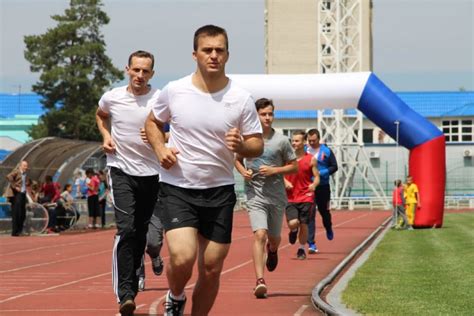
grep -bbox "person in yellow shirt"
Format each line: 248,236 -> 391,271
404,175 -> 420,226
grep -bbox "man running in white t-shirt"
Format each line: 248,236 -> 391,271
145,25 -> 263,316
96,50 -> 162,316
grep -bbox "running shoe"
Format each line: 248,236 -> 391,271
308,242 -> 319,254
119,297 -> 136,316
163,291 -> 186,316
253,278 -> 267,299
297,248 -> 306,260
151,256 -> 164,276
266,244 -> 278,272
326,229 -> 334,240
288,229 -> 298,244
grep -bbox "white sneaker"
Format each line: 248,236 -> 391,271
138,277 -> 145,291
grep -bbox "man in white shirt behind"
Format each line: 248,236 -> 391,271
96,50 -> 161,316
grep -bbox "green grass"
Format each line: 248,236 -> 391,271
342,212 -> 474,315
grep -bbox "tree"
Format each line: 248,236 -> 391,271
24,0 -> 123,141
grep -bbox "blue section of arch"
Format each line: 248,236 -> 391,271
357,73 -> 443,150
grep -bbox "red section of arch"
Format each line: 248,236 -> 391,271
409,135 -> 446,228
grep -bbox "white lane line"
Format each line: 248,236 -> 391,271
0,241 -> 89,257
0,271 -> 111,304
0,249 -> 111,274
294,304 -> 309,316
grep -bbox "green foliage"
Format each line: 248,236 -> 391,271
24,0 -> 123,141
342,212 -> 474,315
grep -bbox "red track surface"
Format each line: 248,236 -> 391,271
0,210 -> 389,315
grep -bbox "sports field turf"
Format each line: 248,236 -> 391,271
342,211 -> 474,315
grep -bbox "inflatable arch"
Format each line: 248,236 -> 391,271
229,72 -> 445,228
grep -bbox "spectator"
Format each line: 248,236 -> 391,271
392,179 -> 411,230
404,175 -> 420,227
98,170 -> 109,228
85,168 -> 100,228
5,160 -> 30,236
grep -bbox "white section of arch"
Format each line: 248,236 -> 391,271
228,72 -> 370,110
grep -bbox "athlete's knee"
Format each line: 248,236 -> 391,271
288,219 -> 299,230
254,229 -> 267,243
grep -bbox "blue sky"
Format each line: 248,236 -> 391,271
1,0 -> 473,93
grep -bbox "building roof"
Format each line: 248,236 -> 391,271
1,91 -> 473,119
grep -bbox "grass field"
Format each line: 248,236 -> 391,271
342,211 -> 474,315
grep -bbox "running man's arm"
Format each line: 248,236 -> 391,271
234,154 -> 253,181
225,129 -> 263,158
96,108 -> 116,154
145,112 -> 179,169
308,157 -> 320,192
259,160 -> 298,177
327,148 -> 338,175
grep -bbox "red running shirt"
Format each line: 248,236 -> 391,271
285,153 -> 315,203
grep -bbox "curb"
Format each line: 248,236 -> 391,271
311,217 -> 392,315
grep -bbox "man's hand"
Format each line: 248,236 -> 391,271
157,147 -> 179,170
259,165 -> 275,177
225,128 -> 243,153
103,137 -> 116,154
308,183 -> 317,192
140,128 -> 148,143
242,169 -> 253,181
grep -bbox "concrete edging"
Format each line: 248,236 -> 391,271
311,217 -> 392,315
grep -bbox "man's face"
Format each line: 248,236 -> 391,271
307,133 -> 320,149
291,134 -> 305,151
193,34 -> 229,75
407,177 -> 413,184
126,56 -> 154,92
257,105 -> 274,129
19,161 -> 28,173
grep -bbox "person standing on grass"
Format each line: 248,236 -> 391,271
284,130 -> 320,260
145,25 -> 263,315
235,98 -> 297,299
391,179 -> 411,230
96,50 -> 162,316
306,129 -> 338,253
404,175 -> 420,227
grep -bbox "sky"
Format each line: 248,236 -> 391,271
0,0 -> 473,94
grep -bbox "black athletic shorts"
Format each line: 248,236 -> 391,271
159,182 -> 236,244
285,202 -> 314,224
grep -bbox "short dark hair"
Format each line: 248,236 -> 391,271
193,25 -> 229,51
292,130 -> 307,140
85,168 -> 95,176
255,98 -> 274,111
307,128 -> 320,139
128,50 -> 155,70
394,179 -> 402,187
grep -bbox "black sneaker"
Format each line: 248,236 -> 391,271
297,248 -> 306,260
163,291 -> 186,316
119,298 -> 136,316
288,229 -> 298,244
151,256 -> 164,276
266,244 -> 278,272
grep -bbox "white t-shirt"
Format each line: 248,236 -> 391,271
98,86 -> 161,176
152,75 -> 262,189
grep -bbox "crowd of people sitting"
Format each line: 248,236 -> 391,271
25,168 -> 110,233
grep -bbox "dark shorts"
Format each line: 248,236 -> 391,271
159,182 -> 236,244
285,202 -> 314,224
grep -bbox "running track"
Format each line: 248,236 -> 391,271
0,210 -> 389,315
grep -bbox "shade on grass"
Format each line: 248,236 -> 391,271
342,212 -> 474,315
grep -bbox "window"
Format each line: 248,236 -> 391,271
442,119 -> 474,143
363,129 -> 374,143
